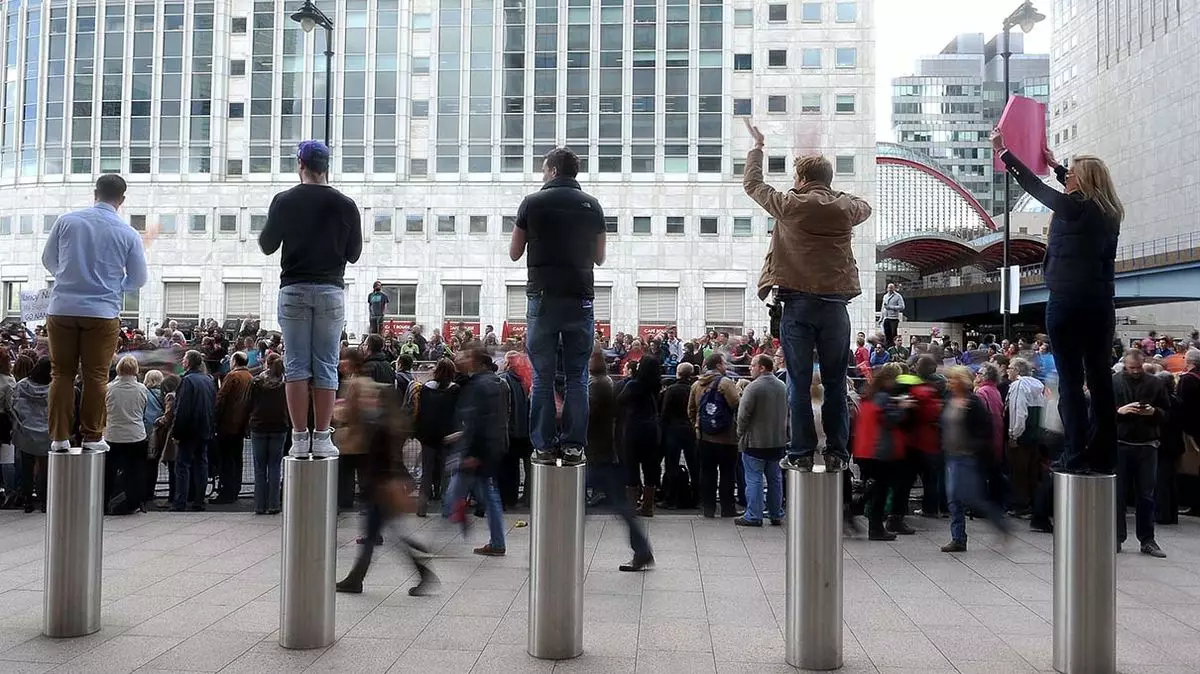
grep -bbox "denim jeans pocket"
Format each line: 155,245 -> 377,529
278,287 -> 310,322
526,293 -> 544,319
314,287 -> 346,322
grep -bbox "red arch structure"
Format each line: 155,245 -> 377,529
877,155 -> 999,232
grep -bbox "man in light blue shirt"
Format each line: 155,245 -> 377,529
41,174 -> 148,452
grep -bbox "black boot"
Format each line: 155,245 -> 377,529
408,566 -> 441,596
336,574 -> 364,594
619,552 -> 655,572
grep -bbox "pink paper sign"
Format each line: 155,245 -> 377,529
993,95 -> 1048,175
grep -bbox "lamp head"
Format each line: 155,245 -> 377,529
300,16 -> 315,32
1008,1 -> 1045,33
290,1 -> 329,32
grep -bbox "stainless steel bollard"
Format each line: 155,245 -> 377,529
527,461 -> 585,660
784,465 -> 843,671
1053,471 -> 1116,674
279,456 -> 338,650
43,449 -> 106,638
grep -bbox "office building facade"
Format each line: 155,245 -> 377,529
0,0 -> 877,340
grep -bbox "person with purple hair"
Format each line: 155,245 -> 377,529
259,140 -> 362,458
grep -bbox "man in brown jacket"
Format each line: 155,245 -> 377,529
742,119 -> 872,473
211,351 -> 252,503
688,353 -> 742,518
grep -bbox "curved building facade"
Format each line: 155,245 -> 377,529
0,0 -> 878,339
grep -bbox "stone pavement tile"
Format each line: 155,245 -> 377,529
852,629 -> 952,670
1116,629 -> 1189,669
920,626 -> 1026,663
704,594 -> 776,628
490,612 -> 528,646
204,600 -> 277,635
380,583 -> 456,611
637,619 -> 711,653
386,647 -> 480,673
873,668 -> 954,674
698,555 -> 756,577
1121,579 -> 1200,606
935,581 -> 1020,607
963,604 -> 1049,636
347,605 -> 438,641
1117,606 -> 1200,644
890,597 -> 985,629
875,575 -> 946,599
142,629 -> 260,672
642,569 -> 703,593
749,553 -> 785,575
440,588 -> 519,618
634,649 -> 716,674
103,594 -> 186,627
185,553 -> 270,577
188,580 -> 275,608
135,572 -> 232,599
714,663 -> 805,674
950,662 -> 1038,674
0,590 -> 44,619
995,633 -> 1052,671
583,571 -> 644,596
581,593 -> 641,625
580,621 -> 638,658
1018,599 -> 1053,623
985,575 -> 1052,602
0,660 -> 55,674
469,643 -> 554,673
306,636 -> 410,673
842,599 -> 920,633
0,627 -> 129,664
708,624 -> 784,663
412,615 -> 500,651
698,575 -> 760,596
552,654 -> 634,673
50,635 -> 183,674
216,641 -> 325,674
641,590 -> 706,620
460,565 -> 529,591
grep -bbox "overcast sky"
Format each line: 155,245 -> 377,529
875,0 -> 1054,140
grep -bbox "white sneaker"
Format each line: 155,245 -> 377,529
289,430 -> 312,458
310,430 -> 339,458
81,439 -> 109,453
49,440 -> 71,453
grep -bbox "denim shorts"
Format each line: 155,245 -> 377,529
277,283 -> 345,390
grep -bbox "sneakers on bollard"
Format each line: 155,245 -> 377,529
560,445 -> 585,466
780,454 -> 814,471
823,455 -> 847,472
311,429 -> 339,458
289,429 -> 311,458
531,448 -> 558,465
81,438 -> 109,453
49,440 -> 71,453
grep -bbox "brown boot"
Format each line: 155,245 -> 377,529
638,486 -> 655,517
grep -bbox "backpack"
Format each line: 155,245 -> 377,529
699,377 -> 733,435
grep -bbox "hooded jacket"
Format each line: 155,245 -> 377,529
363,352 -> 395,386
1006,375 -> 1046,443
12,378 -> 49,456
688,370 -> 741,446
249,371 -> 290,433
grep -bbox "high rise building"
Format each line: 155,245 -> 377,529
0,0 -> 876,340
891,31 -> 1048,217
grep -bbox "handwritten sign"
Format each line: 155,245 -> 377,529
20,288 -> 51,323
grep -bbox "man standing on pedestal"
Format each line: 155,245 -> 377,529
741,119 -> 872,472
509,147 -> 606,466
367,281 -> 389,336
880,283 -> 904,347
41,174 -> 148,452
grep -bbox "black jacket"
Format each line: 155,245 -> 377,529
248,373 -> 290,434
1112,371 -> 1170,445
588,375 -> 618,465
516,176 -> 605,298
455,371 -> 506,477
173,369 -> 217,441
1002,151 -> 1118,299
1178,368 -> 1200,439
660,377 -> 694,428
363,352 -> 394,386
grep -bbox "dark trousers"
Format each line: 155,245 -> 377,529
661,423 -> 697,507
882,318 -> 899,346
1045,296 -> 1117,473
369,316 -> 384,335
418,442 -> 445,512
860,458 -> 900,532
1007,441 -> 1042,510
698,440 -> 738,515
214,434 -> 244,500
778,294 -> 851,461
106,439 -> 148,512
625,427 -> 662,489
891,452 -> 924,519
1116,442 -> 1158,545
344,502 -> 431,583
338,454 -> 363,509
18,451 -> 45,505
921,452 -> 948,515
590,463 -> 652,558
174,438 -> 209,509
499,436 -> 531,507
1156,447 -> 1180,525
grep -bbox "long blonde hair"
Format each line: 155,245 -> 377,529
1071,155 -> 1124,224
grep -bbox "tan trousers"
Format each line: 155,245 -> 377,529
46,315 -> 120,444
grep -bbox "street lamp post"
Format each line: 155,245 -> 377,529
291,0 -> 334,147
999,1 -> 1044,340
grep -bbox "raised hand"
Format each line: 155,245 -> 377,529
990,128 -> 1006,153
1043,145 -> 1059,169
743,118 -> 765,148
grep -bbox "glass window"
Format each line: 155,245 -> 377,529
801,93 -> 821,113
437,215 -> 455,233
768,4 -> 787,21
733,53 -> 752,71
469,215 -> 487,234
768,156 -> 786,174
733,217 -> 752,236
189,214 -> 207,233
666,217 -> 684,235
406,214 -> 424,232
374,212 -> 392,234
802,2 -> 822,22
250,215 -> 266,233
604,216 -> 618,234
633,217 -> 651,234
129,215 -> 146,232
380,284 -> 417,319
413,13 -> 431,30
836,94 -> 856,113
734,8 -> 753,26
835,47 -> 857,68
230,59 -> 246,76
836,155 -> 855,174
734,98 -> 751,116
412,100 -> 429,118
412,56 -> 430,74
444,285 -> 481,320
836,1 -> 858,22
231,16 -> 247,33
700,217 -> 718,235
802,49 -> 822,68
768,96 -> 787,113
502,216 -> 516,233
219,214 -> 237,233
767,217 -> 776,234
160,215 -> 177,234
229,102 -> 244,118
768,49 -> 787,67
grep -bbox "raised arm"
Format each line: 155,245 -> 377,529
741,119 -> 789,221
993,131 -> 1083,219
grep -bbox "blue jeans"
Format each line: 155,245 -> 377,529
1045,295 -> 1117,473
252,432 -> 286,512
447,472 -> 507,549
946,455 -> 1007,544
174,437 -> 209,509
526,293 -> 594,451
778,293 -> 851,461
1116,442 -> 1157,545
741,453 -> 784,522
277,283 -> 345,391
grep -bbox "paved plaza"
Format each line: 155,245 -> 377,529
2,510 -> 1200,673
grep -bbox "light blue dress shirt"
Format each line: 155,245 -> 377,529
41,202 -> 148,319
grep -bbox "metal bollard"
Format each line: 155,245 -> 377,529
43,449 -> 106,638
1053,471 -> 1116,674
279,456 -> 338,650
784,465 -> 843,671
527,461 -> 585,660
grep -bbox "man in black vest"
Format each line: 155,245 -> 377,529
509,147 -> 606,466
